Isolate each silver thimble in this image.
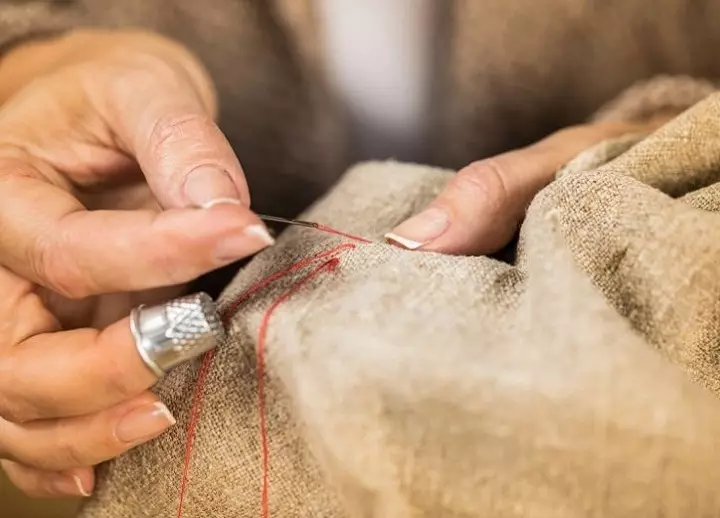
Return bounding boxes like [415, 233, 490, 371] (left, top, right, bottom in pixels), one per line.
[130, 292, 225, 377]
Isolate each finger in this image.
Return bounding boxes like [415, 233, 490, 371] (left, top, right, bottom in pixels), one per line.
[1, 460, 93, 498]
[385, 122, 657, 255]
[0, 158, 273, 298]
[0, 393, 173, 472]
[0, 266, 59, 350]
[93, 47, 250, 209]
[0, 311, 158, 422]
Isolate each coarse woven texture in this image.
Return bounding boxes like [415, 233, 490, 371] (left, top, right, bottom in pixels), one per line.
[82, 93, 720, 517]
[591, 76, 719, 124]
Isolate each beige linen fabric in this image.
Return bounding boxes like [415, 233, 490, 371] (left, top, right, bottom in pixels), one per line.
[3, 1, 720, 516]
[81, 93, 720, 517]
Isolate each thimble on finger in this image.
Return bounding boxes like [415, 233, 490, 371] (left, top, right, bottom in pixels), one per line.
[130, 292, 225, 377]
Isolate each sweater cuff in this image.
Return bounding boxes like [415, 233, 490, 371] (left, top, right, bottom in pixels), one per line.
[591, 75, 718, 124]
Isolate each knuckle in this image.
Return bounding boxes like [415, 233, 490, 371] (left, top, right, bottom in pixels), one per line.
[29, 229, 89, 299]
[148, 112, 216, 154]
[55, 415, 124, 468]
[147, 246, 187, 286]
[0, 421, 29, 468]
[0, 399, 37, 424]
[0, 399, 25, 424]
[101, 351, 141, 402]
[74, 328, 138, 402]
[27, 233, 55, 292]
[0, 154, 36, 183]
[0, 361, 31, 424]
[56, 438, 90, 468]
[454, 159, 510, 211]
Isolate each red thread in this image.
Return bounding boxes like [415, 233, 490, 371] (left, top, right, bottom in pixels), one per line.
[176, 235, 361, 518]
[257, 258, 341, 516]
[314, 224, 372, 244]
[175, 349, 215, 518]
[221, 243, 356, 325]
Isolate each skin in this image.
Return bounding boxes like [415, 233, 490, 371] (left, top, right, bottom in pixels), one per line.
[0, 29, 274, 498]
[386, 116, 674, 253]
[0, 29, 672, 498]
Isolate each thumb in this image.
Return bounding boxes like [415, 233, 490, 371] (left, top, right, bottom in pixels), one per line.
[385, 122, 660, 255]
[385, 155, 539, 256]
[93, 36, 249, 210]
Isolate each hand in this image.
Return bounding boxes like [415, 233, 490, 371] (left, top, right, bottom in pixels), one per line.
[385, 119, 670, 255]
[0, 30, 273, 497]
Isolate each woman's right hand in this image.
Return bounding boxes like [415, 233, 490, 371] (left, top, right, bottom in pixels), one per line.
[0, 29, 273, 498]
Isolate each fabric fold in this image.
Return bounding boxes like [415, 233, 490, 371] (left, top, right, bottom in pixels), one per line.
[83, 94, 720, 518]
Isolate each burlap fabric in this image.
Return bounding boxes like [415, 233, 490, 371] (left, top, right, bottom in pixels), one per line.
[79, 93, 720, 517]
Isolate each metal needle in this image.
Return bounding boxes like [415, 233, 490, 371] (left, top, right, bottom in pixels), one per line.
[258, 214, 320, 229]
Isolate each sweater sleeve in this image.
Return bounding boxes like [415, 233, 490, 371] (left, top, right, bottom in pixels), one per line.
[0, 1, 88, 53]
[591, 75, 718, 124]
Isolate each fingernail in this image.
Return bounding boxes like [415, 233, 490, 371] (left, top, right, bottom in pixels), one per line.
[184, 166, 241, 208]
[115, 402, 176, 444]
[215, 224, 275, 262]
[385, 207, 451, 250]
[72, 475, 92, 497]
[202, 197, 242, 209]
[50, 474, 91, 497]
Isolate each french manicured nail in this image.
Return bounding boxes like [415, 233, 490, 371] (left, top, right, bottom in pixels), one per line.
[184, 166, 241, 208]
[385, 207, 451, 250]
[72, 475, 92, 497]
[115, 402, 176, 444]
[50, 474, 91, 497]
[215, 224, 275, 262]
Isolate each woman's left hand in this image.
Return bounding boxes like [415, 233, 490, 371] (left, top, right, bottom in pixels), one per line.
[385, 118, 670, 255]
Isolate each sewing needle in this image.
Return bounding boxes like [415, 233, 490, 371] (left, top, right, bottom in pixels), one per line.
[258, 214, 320, 229]
[259, 213, 371, 243]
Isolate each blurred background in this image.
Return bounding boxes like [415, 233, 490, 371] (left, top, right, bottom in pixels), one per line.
[1, 471, 79, 518]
